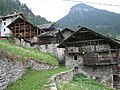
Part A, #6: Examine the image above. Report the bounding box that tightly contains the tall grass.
[0,40,58,65]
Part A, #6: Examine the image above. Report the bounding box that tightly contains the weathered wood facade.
[61,28,74,39]
[8,17,43,39]
[37,23,56,32]
[58,27,120,88]
[37,30,64,45]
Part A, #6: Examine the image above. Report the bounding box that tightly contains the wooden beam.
[24,21,26,39]
[14,24,16,36]
[19,23,20,37]
[37,28,38,36]
[30,26,31,39]
[79,30,89,33]
[66,39,105,44]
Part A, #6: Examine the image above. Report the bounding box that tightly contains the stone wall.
[0,58,58,90]
[0,59,25,90]
[27,60,58,71]
[65,53,113,87]
[65,53,83,68]
[82,65,113,87]
[48,69,74,90]
[40,44,65,64]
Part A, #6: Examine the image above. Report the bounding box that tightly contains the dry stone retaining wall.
[0,59,25,90]
[0,58,58,90]
[27,60,58,71]
[48,69,74,90]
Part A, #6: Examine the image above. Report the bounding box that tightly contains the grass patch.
[0,40,58,65]
[57,73,113,90]
[7,67,69,90]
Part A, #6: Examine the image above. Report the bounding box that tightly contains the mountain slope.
[0,0,50,25]
[57,3,120,37]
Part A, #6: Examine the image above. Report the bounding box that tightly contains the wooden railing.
[84,57,118,65]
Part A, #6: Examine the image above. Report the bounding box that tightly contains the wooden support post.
[34,28,36,36]
[14,24,16,36]
[94,41,96,51]
[30,26,31,39]
[19,23,20,37]
[24,21,26,39]
[98,40,99,51]
[37,28,38,36]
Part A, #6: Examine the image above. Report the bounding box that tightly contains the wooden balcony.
[66,45,112,54]
[84,57,118,65]
[67,47,82,54]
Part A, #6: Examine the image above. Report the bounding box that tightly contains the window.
[73,55,77,60]
[4,22,6,25]
[71,49,73,51]
[4,29,5,32]
[92,66,97,71]
[45,44,48,49]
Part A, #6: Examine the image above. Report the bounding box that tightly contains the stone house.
[0,12,25,38]
[37,30,65,64]
[58,27,120,88]
[37,28,74,65]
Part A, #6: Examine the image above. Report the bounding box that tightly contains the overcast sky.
[19,0,120,22]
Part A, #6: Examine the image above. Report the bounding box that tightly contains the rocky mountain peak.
[69,3,95,14]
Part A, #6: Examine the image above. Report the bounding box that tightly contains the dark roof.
[58,27,120,48]
[37,23,54,29]
[61,28,74,33]
[37,30,58,37]
[0,12,25,19]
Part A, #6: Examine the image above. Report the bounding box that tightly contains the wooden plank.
[66,39,105,44]
[24,21,26,39]
[30,26,31,39]
[37,28,38,36]
[14,24,16,36]
[19,23,20,37]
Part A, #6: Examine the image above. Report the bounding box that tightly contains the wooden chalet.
[8,17,43,40]
[37,30,64,45]
[58,27,120,88]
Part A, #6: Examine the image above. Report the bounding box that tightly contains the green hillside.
[0,0,50,25]
[0,40,58,65]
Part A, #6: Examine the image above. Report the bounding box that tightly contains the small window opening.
[4,22,6,25]
[74,55,77,60]
[4,29,5,32]
[45,44,48,49]
[71,49,73,51]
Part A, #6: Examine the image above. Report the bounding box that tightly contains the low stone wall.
[0,58,58,90]
[48,69,74,90]
[27,60,58,71]
[0,59,25,90]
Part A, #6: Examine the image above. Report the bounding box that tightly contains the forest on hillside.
[0,0,50,25]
